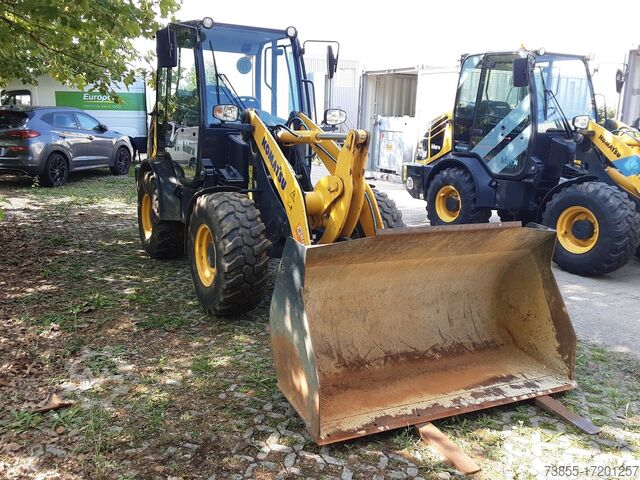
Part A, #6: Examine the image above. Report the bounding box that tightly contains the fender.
[183,185,244,237]
[424,154,497,207]
[536,175,598,222]
[136,156,182,222]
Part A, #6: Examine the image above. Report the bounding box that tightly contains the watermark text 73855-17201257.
[544,464,639,478]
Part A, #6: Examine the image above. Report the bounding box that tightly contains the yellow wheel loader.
[405,51,640,276]
[138,22,588,449]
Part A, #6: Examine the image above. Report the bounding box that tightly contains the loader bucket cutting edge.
[269,222,576,445]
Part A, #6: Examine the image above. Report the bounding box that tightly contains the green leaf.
[0,0,179,95]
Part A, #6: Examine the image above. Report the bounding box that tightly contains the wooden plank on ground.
[416,422,480,475]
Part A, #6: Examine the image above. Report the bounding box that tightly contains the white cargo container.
[0,76,149,154]
[358,65,458,174]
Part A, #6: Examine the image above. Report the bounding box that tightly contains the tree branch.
[0,14,112,70]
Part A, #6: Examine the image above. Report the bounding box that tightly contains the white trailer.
[0,76,149,153]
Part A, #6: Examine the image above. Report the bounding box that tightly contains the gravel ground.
[0,170,639,480]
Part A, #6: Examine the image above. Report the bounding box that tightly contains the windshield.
[534,56,595,133]
[200,25,301,126]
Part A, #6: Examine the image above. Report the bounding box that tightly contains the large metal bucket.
[269,223,576,445]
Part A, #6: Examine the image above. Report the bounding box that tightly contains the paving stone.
[284,452,296,469]
[387,471,407,479]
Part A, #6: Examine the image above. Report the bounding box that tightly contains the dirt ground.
[1,170,639,480]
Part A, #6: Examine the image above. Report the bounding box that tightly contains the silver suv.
[0,106,133,186]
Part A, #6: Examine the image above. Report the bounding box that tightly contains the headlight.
[202,17,214,29]
[286,26,297,38]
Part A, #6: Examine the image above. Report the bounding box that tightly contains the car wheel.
[40,153,69,187]
[110,147,131,175]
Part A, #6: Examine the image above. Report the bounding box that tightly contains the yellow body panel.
[416,112,454,165]
[581,120,640,197]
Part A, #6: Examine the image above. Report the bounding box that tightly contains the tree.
[0,0,179,95]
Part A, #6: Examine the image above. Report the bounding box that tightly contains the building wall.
[621,48,640,127]
[303,57,360,130]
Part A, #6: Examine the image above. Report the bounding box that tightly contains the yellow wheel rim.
[141,193,153,240]
[435,185,461,222]
[194,224,216,287]
[556,206,599,254]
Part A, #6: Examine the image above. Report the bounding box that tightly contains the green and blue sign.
[55,91,145,111]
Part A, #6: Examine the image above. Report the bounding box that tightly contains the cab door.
[154,26,202,185]
[454,54,532,177]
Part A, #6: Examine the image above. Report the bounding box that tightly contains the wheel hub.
[445,196,460,213]
[571,219,595,241]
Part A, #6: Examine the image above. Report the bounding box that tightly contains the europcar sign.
[54,91,145,111]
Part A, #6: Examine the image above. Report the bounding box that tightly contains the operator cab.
[453,51,596,182]
[152,21,313,185]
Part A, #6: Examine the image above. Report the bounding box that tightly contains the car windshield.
[200,25,301,126]
[534,56,595,133]
[0,110,28,129]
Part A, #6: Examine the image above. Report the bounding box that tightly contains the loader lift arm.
[247,110,382,245]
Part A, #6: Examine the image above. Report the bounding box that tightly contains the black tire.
[188,192,270,315]
[372,189,405,228]
[137,171,184,259]
[39,152,69,187]
[110,147,131,175]
[542,182,640,276]
[426,167,491,225]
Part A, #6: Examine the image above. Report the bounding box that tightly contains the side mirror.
[324,108,346,126]
[615,68,625,94]
[572,115,590,130]
[156,28,177,68]
[213,104,239,122]
[512,57,530,87]
[327,45,337,80]
[96,123,108,132]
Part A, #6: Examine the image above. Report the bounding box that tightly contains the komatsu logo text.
[598,134,622,158]
[261,137,287,190]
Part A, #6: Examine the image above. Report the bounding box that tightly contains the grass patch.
[8,410,43,433]
[137,313,188,330]
[85,349,120,375]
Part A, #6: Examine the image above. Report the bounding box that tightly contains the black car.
[0,106,133,186]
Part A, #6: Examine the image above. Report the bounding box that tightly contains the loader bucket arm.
[247,110,383,243]
[293,112,384,236]
[270,222,576,444]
